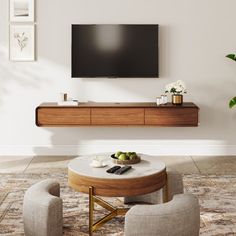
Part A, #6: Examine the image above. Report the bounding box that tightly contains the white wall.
[0,0,236,156]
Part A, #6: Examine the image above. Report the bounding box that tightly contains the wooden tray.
[111,154,141,165]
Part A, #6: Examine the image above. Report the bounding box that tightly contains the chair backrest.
[125,194,200,236]
[166,170,184,201]
[23,179,63,236]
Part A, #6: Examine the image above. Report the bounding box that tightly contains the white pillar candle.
[156,97,162,106]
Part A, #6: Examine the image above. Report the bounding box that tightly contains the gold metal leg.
[88,186,129,235]
[89,187,94,236]
[162,174,169,203]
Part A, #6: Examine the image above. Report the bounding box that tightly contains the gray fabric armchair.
[125,193,200,236]
[23,179,63,236]
[124,170,184,204]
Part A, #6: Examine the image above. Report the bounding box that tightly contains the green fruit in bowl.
[115,151,122,158]
[126,152,132,157]
[118,154,127,161]
[130,153,138,160]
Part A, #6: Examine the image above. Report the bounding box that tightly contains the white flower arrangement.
[165,80,187,95]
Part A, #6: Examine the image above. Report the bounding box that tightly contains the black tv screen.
[72,24,159,78]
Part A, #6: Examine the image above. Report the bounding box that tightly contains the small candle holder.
[156,97,162,106]
[161,95,168,104]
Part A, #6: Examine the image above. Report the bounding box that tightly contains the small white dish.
[90,163,107,168]
[90,156,108,168]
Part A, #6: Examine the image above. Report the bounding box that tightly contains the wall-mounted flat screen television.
[72,24,159,78]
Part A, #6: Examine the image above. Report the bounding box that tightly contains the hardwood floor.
[0,155,235,174]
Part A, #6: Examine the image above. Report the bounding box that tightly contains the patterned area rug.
[0,172,236,235]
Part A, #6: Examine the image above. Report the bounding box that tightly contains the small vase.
[172,94,183,105]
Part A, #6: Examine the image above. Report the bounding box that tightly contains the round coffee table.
[68,154,167,235]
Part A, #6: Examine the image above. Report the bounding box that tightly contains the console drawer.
[91,108,145,125]
[145,108,198,126]
[36,107,91,126]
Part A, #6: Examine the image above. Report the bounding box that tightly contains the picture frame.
[9,0,35,22]
[9,24,35,61]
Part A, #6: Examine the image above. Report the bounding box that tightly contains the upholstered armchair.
[23,179,63,236]
[125,193,200,236]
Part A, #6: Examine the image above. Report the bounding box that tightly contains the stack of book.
[57,100,79,106]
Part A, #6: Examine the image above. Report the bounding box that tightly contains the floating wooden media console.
[36,102,199,127]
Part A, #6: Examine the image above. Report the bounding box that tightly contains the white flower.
[176,85,184,93]
[165,80,187,94]
[176,80,186,90]
[165,83,172,91]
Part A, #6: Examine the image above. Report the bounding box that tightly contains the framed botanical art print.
[9,24,35,61]
[9,0,35,22]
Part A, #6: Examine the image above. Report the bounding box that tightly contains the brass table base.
[89,186,129,236]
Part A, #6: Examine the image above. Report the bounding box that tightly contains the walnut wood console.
[36,102,199,127]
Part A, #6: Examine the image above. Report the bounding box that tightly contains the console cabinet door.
[36,107,91,126]
[145,108,198,126]
[91,108,145,125]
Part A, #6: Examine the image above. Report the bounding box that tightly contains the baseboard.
[0,142,236,156]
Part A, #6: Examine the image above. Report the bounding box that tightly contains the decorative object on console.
[57,92,78,106]
[59,92,68,102]
[165,80,187,105]
[57,100,78,106]
[226,54,236,108]
[172,94,183,105]
[156,95,167,106]
[161,94,168,104]
[156,97,162,105]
